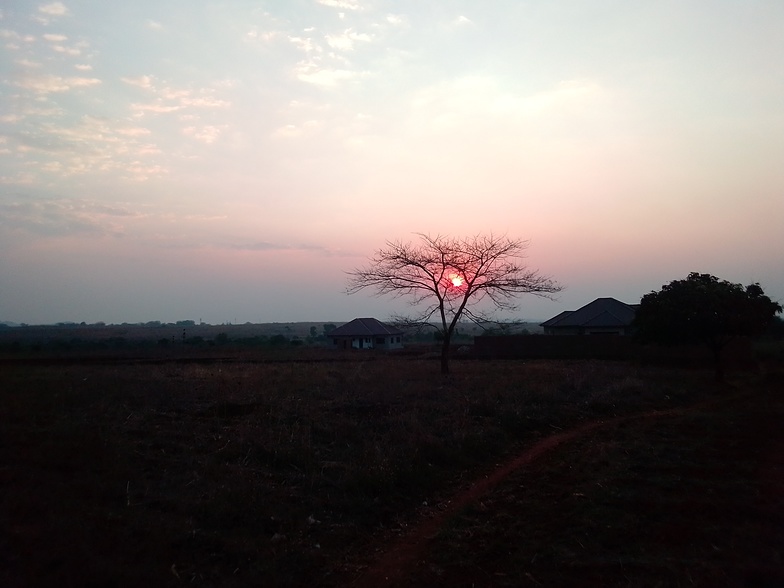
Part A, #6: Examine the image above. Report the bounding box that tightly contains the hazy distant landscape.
[0,319,544,352]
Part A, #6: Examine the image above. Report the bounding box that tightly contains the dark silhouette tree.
[766,315,784,339]
[634,272,781,379]
[346,233,562,374]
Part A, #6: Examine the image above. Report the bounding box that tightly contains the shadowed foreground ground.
[1,356,782,586]
[349,379,784,586]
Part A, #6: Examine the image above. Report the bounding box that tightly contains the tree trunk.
[440,336,451,375]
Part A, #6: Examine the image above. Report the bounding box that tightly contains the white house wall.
[333,335,403,349]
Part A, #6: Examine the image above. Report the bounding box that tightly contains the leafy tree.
[346,233,562,374]
[634,272,782,378]
[766,315,784,339]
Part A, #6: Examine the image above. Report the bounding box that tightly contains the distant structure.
[329,318,404,350]
[540,297,639,336]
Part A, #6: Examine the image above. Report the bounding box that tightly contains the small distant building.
[330,318,404,350]
[541,297,639,336]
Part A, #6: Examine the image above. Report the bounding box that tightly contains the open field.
[0,321,542,351]
[2,352,782,586]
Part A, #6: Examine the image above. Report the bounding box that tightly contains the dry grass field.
[1,350,782,586]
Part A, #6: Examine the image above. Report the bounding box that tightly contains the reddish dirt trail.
[351,405,704,587]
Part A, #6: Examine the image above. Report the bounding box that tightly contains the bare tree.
[346,233,563,374]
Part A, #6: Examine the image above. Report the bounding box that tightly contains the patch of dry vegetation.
[0,357,773,586]
[423,378,784,587]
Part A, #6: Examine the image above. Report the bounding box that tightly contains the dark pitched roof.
[329,318,403,337]
[540,298,637,328]
[541,310,574,326]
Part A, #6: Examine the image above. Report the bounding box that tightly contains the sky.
[1,0,783,325]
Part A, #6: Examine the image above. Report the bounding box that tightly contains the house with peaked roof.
[540,297,639,336]
[330,318,404,350]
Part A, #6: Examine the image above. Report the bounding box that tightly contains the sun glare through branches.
[346,233,563,373]
[448,273,465,289]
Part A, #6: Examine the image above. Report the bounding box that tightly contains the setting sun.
[449,274,464,288]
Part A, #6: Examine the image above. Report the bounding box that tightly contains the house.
[330,318,404,350]
[540,297,639,336]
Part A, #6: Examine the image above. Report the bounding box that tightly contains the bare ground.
[346,380,784,586]
[1,357,781,587]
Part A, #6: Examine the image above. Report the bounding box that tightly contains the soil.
[346,384,784,587]
[2,356,782,587]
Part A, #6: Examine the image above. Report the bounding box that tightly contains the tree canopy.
[346,233,562,373]
[634,272,782,376]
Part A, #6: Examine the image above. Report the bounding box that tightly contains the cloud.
[15,74,101,94]
[234,241,285,251]
[385,14,407,27]
[325,28,372,51]
[134,144,161,156]
[230,241,340,255]
[39,2,68,16]
[451,15,474,27]
[6,115,167,181]
[62,76,99,88]
[408,76,608,130]
[122,163,167,182]
[27,105,63,116]
[127,83,230,117]
[0,198,134,238]
[181,214,228,221]
[272,119,322,138]
[288,35,319,53]
[295,63,360,86]
[16,58,42,68]
[74,63,92,71]
[146,20,163,31]
[245,27,282,44]
[159,87,189,99]
[182,125,226,144]
[180,95,230,108]
[10,105,62,120]
[130,102,181,114]
[121,75,154,89]
[316,0,362,10]
[52,44,80,55]
[213,78,238,90]
[2,29,35,48]
[115,126,151,137]
[43,33,67,42]
[34,2,68,23]
[131,95,229,116]
[14,131,67,154]
[0,172,36,185]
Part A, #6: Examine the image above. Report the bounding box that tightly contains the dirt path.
[350,402,720,587]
